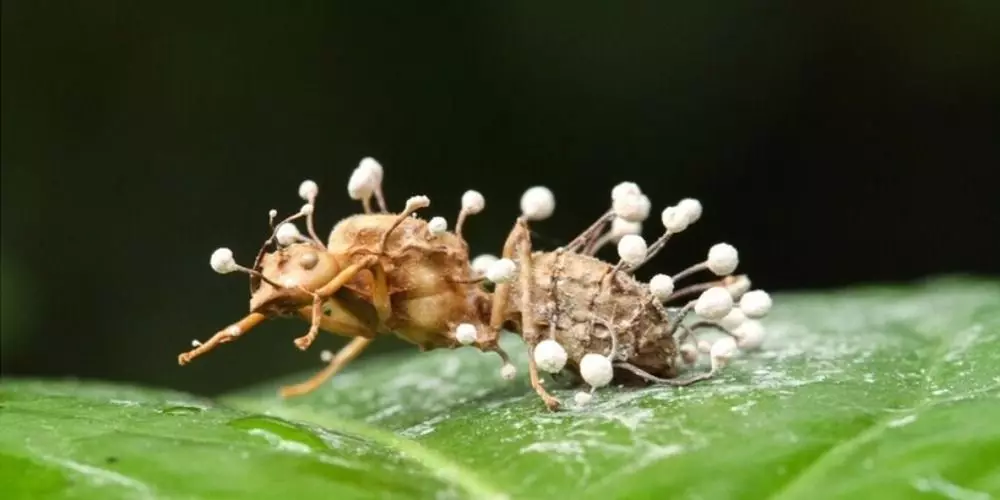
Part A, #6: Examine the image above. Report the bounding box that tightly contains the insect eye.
[299,252,319,270]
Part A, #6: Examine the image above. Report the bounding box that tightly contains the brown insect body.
[507,250,679,383]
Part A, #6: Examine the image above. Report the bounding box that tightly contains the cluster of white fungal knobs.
[469,180,774,408]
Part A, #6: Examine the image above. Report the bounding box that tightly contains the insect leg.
[280,336,374,398]
[486,218,529,346]
[614,361,715,386]
[515,219,562,411]
[177,312,268,365]
[292,255,379,350]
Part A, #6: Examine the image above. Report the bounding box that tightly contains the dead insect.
[478,183,773,411]
[178,158,513,398]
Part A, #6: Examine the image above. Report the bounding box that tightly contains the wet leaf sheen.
[1,278,998,499]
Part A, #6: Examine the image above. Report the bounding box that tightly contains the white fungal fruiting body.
[470,254,499,275]
[225,325,242,337]
[676,198,703,224]
[533,339,569,373]
[612,193,651,222]
[486,258,517,283]
[734,320,766,350]
[574,391,593,406]
[210,247,238,274]
[616,234,648,266]
[520,186,556,221]
[609,217,642,242]
[406,195,430,210]
[454,323,478,345]
[740,290,772,318]
[320,350,334,362]
[707,243,739,276]
[611,181,641,201]
[710,336,738,364]
[428,216,448,236]
[679,343,700,365]
[660,206,689,233]
[718,308,747,331]
[298,180,318,201]
[694,286,734,320]
[649,274,675,301]
[501,363,517,380]
[191,339,203,347]
[299,203,314,216]
[461,190,486,214]
[348,162,380,200]
[276,223,302,246]
[579,353,614,388]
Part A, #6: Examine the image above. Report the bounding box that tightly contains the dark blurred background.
[2,1,998,395]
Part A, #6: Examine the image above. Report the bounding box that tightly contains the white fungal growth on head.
[739,290,772,318]
[616,234,648,266]
[649,274,675,301]
[428,216,448,236]
[191,339,203,347]
[276,223,302,246]
[461,190,485,215]
[470,254,499,275]
[454,323,478,345]
[679,343,700,365]
[676,198,703,224]
[268,209,278,219]
[574,391,593,406]
[611,181,642,201]
[718,307,747,331]
[320,350,334,362]
[694,286,734,320]
[579,353,614,388]
[612,193,651,222]
[299,203,314,216]
[210,247,238,274]
[710,336,738,367]
[725,275,752,299]
[734,319,766,350]
[348,160,380,200]
[298,179,318,201]
[706,243,739,276]
[608,217,642,242]
[500,362,517,381]
[533,339,568,373]
[660,206,689,233]
[520,186,556,221]
[486,258,517,284]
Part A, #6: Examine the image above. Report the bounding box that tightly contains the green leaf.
[2,277,999,499]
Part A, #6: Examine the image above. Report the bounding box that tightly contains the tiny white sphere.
[347,164,378,200]
[268,209,278,219]
[209,247,237,274]
[725,275,752,299]
[676,198,703,224]
[534,339,568,373]
[660,206,689,233]
[428,216,448,236]
[579,353,614,388]
[191,339,203,347]
[694,286,734,320]
[500,363,517,381]
[697,339,712,353]
[739,290,773,318]
[461,190,486,214]
[718,307,747,331]
[734,320,766,351]
[611,181,642,201]
[574,391,593,406]
[225,325,242,337]
[454,323,478,345]
[358,157,384,183]
[616,234,648,266]
[706,243,739,276]
[710,336,738,362]
[649,274,675,301]
[276,223,302,246]
[485,258,517,283]
[298,179,318,201]
[520,186,556,221]
[320,350,334,362]
[406,195,430,209]
[608,217,642,242]
[470,254,499,275]
[299,203,314,216]
[679,343,700,365]
[612,193,651,223]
